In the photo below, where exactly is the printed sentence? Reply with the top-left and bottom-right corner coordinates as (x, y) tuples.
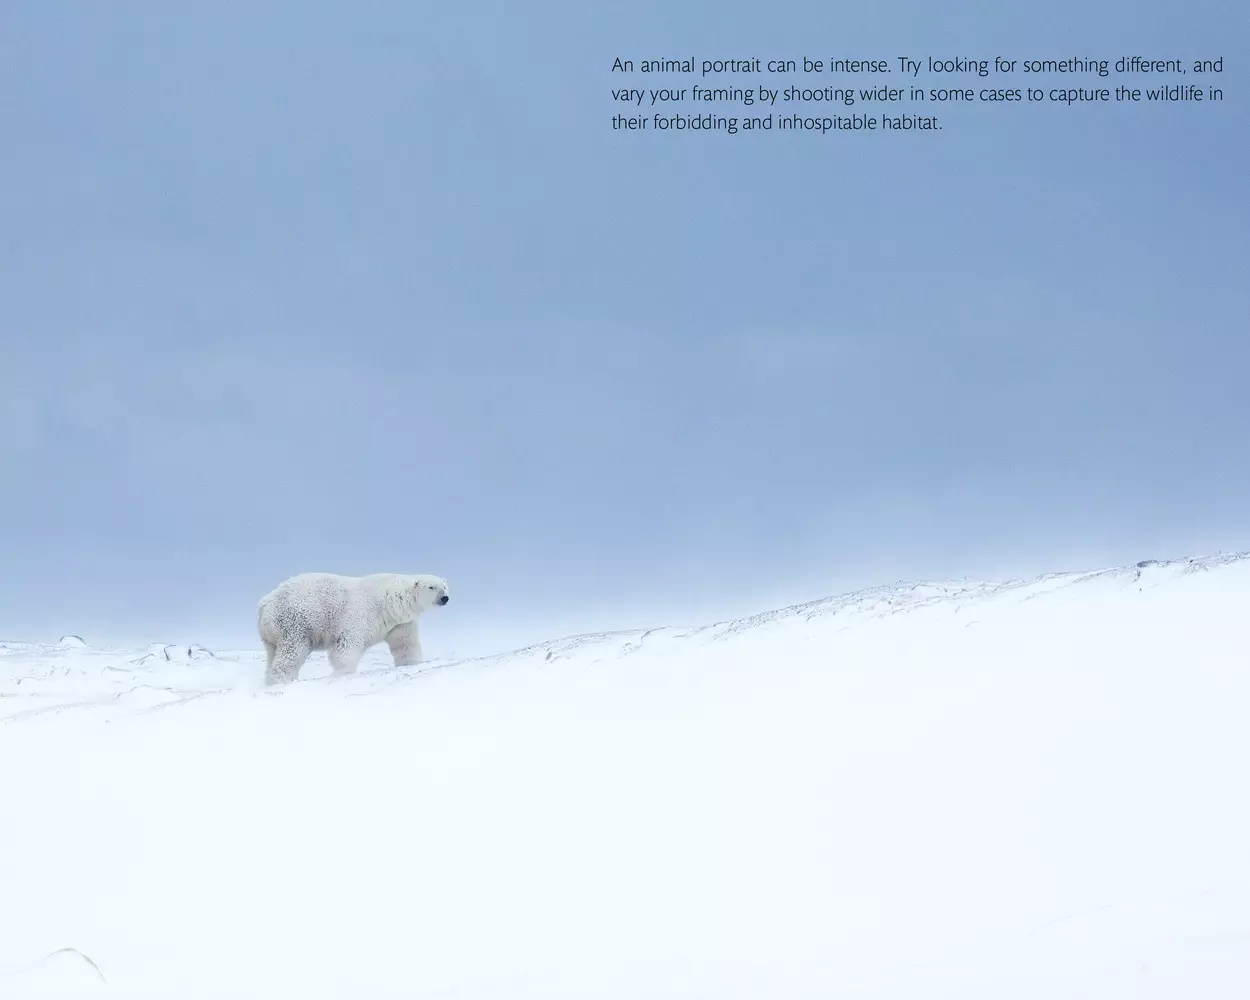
(611, 84), (1172, 107)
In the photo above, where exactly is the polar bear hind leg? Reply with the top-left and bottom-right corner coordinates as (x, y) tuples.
(327, 638), (364, 676)
(266, 640), (311, 685)
(385, 621), (422, 667)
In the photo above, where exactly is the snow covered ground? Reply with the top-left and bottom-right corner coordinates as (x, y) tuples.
(2, 553), (1249, 997)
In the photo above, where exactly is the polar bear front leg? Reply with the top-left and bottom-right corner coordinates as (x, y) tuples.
(385, 620), (422, 667)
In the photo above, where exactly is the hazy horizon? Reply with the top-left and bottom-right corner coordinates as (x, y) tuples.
(3, 0), (1247, 651)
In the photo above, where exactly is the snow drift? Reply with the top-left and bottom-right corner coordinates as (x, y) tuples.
(1, 553), (1248, 997)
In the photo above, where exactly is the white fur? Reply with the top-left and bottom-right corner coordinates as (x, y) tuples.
(257, 572), (449, 685)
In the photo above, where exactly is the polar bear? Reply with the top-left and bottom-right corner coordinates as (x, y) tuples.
(257, 572), (450, 685)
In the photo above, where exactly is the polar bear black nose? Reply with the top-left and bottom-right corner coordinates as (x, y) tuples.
(437, 594), (449, 606)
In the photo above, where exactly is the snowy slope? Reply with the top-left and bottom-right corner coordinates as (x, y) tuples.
(1, 553), (1248, 997)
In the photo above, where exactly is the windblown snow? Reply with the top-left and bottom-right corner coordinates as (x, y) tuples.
(2, 553), (1249, 997)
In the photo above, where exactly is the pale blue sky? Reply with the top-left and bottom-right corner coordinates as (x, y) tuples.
(1, 0), (1246, 650)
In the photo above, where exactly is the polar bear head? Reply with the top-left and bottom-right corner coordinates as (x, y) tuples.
(409, 574), (450, 610)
